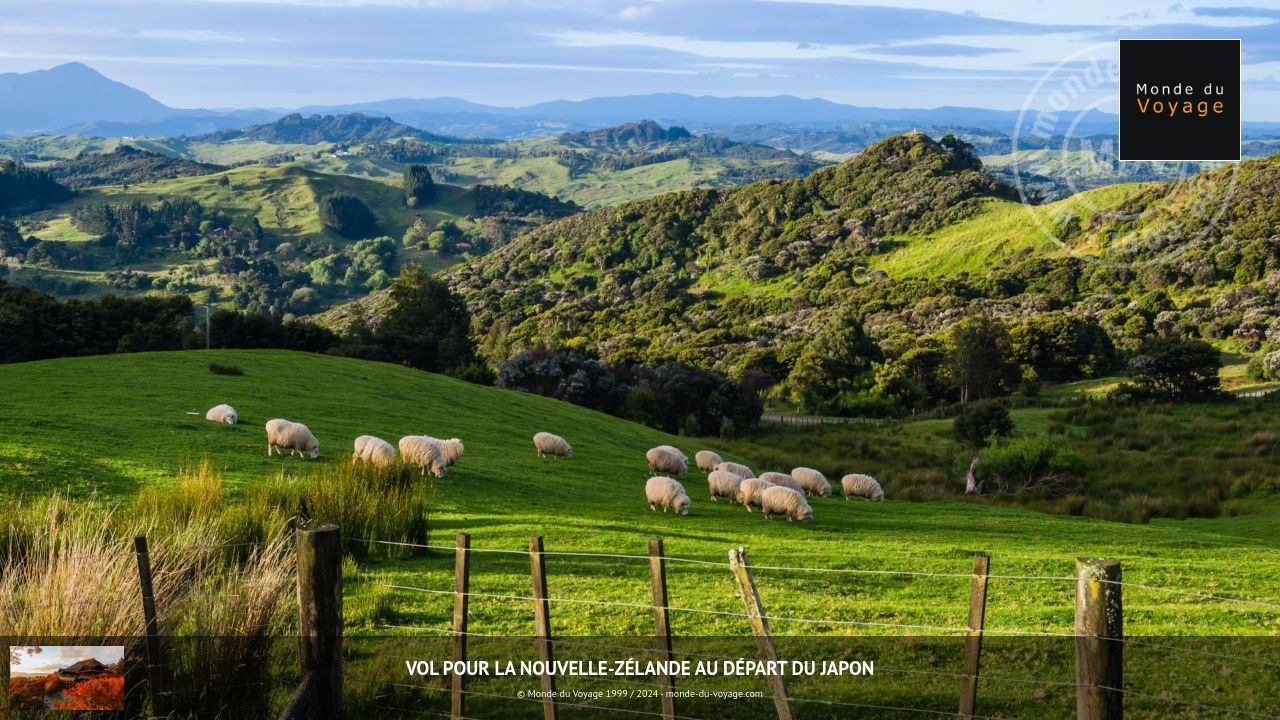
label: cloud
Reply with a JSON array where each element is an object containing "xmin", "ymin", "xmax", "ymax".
[
  {"xmin": 1192, "ymin": 6, "xmax": 1280, "ymax": 19},
  {"xmin": 618, "ymin": 5, "xmax": 653, "ymax": 21},
  {"xmin": 868, "ymin": 43, "xmax": 1015, "ymax": 57}
]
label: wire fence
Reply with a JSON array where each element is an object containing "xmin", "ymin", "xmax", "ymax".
[{"xmin": 345, "ymin": 533, "xmax": 1280, "ymax": 720}]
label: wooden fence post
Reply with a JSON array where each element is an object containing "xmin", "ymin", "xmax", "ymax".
[
  {"xmin": 452, "ymin": 533, "xmax": 471, "ymax": 720},
  {"xmin": 529, "ymin": 535, "xmax": 558, "ymax": 720},
  {"xmin": 728, "ymin": 547, "xmax": 795, "ymax": 720},
  {"xmin": 1075, "ymin": 558, "xmax": 1122, "ymax": 720},
  {"xmin": 296, "ymin": 523, "xmax": 343, "ymax": 720},
  {"xmin": 134, "ymin": 535, "xmax": 169, "ymax": 717},
  {"xmin": 648, "ymin": 538, "xmax": 677, "ymax": 720},
  {"xmin": 958, "ymin": 552, "xmax": 990, "ymax": 719}
]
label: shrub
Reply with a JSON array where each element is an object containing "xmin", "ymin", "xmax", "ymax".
[{"xmin": 971, "ymin": 435, "xmax": 1087, "ymax": 496}]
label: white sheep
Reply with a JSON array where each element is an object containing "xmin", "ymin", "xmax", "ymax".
[
  {"xmin": 646, "ymin": 446, "xmax": 688, "ymax": 478},
  {"xmin": 205, "ymin": 404, "xmax": 238, "ymax": 425},
  {"xmin": 737, "ymin": 477, "xmax": 776, "ymax": 512},
  {"xmin": 760, "ymin": 486, "xmax": 813, "ymax": 522},
  {"xmin": 695, "ymin": 450, "xmax": 723, "ymax": 473},
  {"xmin": 399, "ymin": 435, "xmax": 449, "ymax": 477},
  {"xmin": 841, "ymin": 474, "xmax": 884, "ymax": 502},
  {"xmin": 707, "ymin": 470, "xmax": 743, "ymax": 503},
  {"xmin": 716, "ymin": 461, "xmax": 755, "ymax": 479},
  {"xmin": 759, "ymin": 471, "xmax": 804, "ymax": 493},
  {"xmin": 656, "ymin": 445, "xmax": 689, "ymax": 463},
  {"xmin": 645, "ymin": 476, "xmax": 691, "ymax": 515},
  {"xmin": 439, "ymin": 438, "xmax": 465, "ymax": 466},
  {"xmin": 791, "ymin": 467, "xmax": 832, "ymax": 497},
  {"xmin": 353, "ymin": 435, "xmax": 396, "ymax": 467},
  {"xmin": 265, "ymin": 419, "xmax": 319, "ymax": 459},
  {"xmin": 533, "ymin": 432, "xmax": 573, "ymax": 459}
]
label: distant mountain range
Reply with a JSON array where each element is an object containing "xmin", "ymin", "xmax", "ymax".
[
  {"xmin": 193, "ymin": 113, "xmax": 479, "ymax": 145},
  {"xmin": 4, "ymin": 62, "xmax": 1280, "ymax": 144}
]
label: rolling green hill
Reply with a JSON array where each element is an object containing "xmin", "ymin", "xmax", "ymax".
[
  {"xmin": 1, "ymin": 348, "xmax": 1278, "ymax": 645},
  {"xmin": 441, "ymin": 133, "xmax": 1280, "ymax": 417}
]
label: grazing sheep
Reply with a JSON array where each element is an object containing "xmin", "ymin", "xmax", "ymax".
[
  {"xmin": 760, "ymin": 486, "xmax": 813, "ymax": 522},
  {"xmin": 439, "ymin": 438, "xmax": 465, "ymax": 466},
  {"xmin": 759, "ymin": 471, "xmax": 804, "ymax": 493},
  {"xmin": 791, "ymin": 467, "xmax": 832, "ymax": 497},
  {"xmin": 206, "ymin": 404, "xmax": 238, "ymax": 425},
  {"xmin": 707, "ymin": 470, "xmax": 743, "ymax": 503},
  {"xmin": 353, "ymin": 435, "xmax": 396, "ymax": 467},
  {"xmin": 265, "ymin": 419, "xmax": 319, "ymax": 459},
  {"xmin": 646, "ymin": 446, "xmax": 688, "ymax": 478},
  {"xmin": 533, "ymin": 432, "xmax": 573, "ymax": 459},
  {"xmin": 716, "ymin": 461, "xmax": 756, "ymax": 479},
  {"xmin": 841, "ymin": 474, "xmax": 884, "ymax": 502},
  {"xmin": 737, "ymin": 477, "xmax": 776, "ymax": 512},
  {"xmin": 399, "ymin": 435, "xmax": 449, "ymax": 477},
  {"xmin": 645, "ymin": 476, "xmax": 691, "ymax": 515},
  {"xmin": 656, "ymin": 445, "xmax": 689, "ymax": 463},
  {"xmin": 695, "ymin": 450, "xmax": 723, "ymax": 473}
]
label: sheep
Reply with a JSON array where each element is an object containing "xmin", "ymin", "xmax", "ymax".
[
  {"xmin": 791, "ymin": 467, "xmax": 832, "ymax": 497},
  {"xmin": 841, "ymin": 473, "xmax": 884, "ymax": 502},
  {"xmin": 265, "ymin": 419, "xmax": 319, "ymax": 459},
  {"xmin": 759, "ymin": 471, "xmax": 804, "ymax": 493},
  {"xmin": 695, "ymin": 450, "xmax": 723, "ymax": 473},
  {"xmin": 656, "ymin": 445, "xmax": 689, "ymax": 464},
  {"xmin": 353, "ymin": 435, "xmax": 396, "ymax": 467},
  {"xmin": 533, "ymin": 432, "xmax": 573, "ymax": 459},
  {"xmin": 707, "ymin": 470, "xmax": 743, "ymax": 503},
  {"xmin": 645, "ymin": 476, "xmax": 691, "ymax": 515},
  {"xmin": 646, "ymin": 446, "xmax": 688, "ymax": 478},
  {"xmin": 399, "ymin": 435, "xmax": 449, "ymax": 477},
  {"xmin": 737, "ymin": 477, "xmax": 776, "ymax": 512},
  {"xmin": 716, "ymin": 461, "xmax": 756, "ymax": 479},
  {"xmin": 205, "ymin": 404, "xmax": 238, "ymax": 425},
  {"xmin": 760, "ymin": 486, "xmax": 813, "ymax": 522},
  {"xmin": 439, "ymin": 438, "xmax": 465, "ymax": 466}
]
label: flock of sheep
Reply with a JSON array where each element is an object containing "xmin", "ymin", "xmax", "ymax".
[
  {"xmin": 203, "ymin": 407, "xmax": 882, "ymax": 524},
  {"xmin": 640, "ymin": 446, "xmax": 883, "ymax": 523}
]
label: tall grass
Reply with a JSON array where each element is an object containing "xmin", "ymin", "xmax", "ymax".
[{"xmin": 246, "ymin": 460, "xmax": 432, "ymax": 558}]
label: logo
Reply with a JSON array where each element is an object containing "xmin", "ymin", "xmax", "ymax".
[{"xmin": 1120, "ymin": 39, "xmax": 1241, "ymax": 161}]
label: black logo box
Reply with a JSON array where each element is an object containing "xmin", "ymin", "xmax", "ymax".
[{"xmin": 1119, "ymin": 39, "xmax": 1241, "ymax": 162}]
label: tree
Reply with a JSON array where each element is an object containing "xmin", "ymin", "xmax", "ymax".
[
  {"xmin": 373, "ymin": 265, "xmax": 476, "ymax": 372},
  {"xmin": 944, "ymin": 314, "xmax": 1020, "ymax": 403},
  {"xmin": 403, "ymin": 164, "xmax": 434, "ymax": 207},
  {"xmin": 787, "ymin": 307, "xmax": 881, "ymax": 412},
  {"xmin": 953, "ymin": 399, "xmax": 1014, "ymax": 493},
  {"xmin": 1127, "ymin": 336, "xmax": 1221, "ymax": 401},
  {"xmin": 318, "ymin": 192, "xmax": 377, "ymax": 239}
]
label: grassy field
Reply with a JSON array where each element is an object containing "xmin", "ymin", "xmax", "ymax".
[
  {"xmin": 868, "ymin": 183, "xmax": 1151, "ymax": 279},
  {"xmin": 3, "ymin": 349, "xmax": 1277, "ymax": 718},
  {"xmin": 1, "ymin": 349, "xmax": 1278, "ymax": 642}
]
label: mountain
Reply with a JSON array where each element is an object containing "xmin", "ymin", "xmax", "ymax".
[
  {"xmin": 0, "ymin": 63, "xmax": 173, "ymax": 134},
  {"xmin": 195, "ymin": 113, "xmax": 472, "ymax": 145},
  {"xmin": 444, "ymin": 132, "xmax": 1280, "ymax": 407},
  {"xmin": 303, "ymin": 93, "xmax": 1123, "ymax": 140},
  {"xmin": 446, "ymin": 132, "xmax": 1013, "ymax": 365}
]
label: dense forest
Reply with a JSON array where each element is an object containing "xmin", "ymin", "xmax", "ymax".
[
  {"xmin": 0, "ymin": 160, "xmax": 72, "ymax": 214},
  {"xmin": 49, "ymin": 146, "xmax": 225, "ymax": 189}
]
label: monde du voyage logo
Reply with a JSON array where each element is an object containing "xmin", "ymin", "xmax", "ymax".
[{"xmin": 1120, "ymin": 39, "xmax": 1241, "ymax": 161}]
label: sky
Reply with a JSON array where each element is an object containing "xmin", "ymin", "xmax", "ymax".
[
  {"xmin": 0, "ymin": 0, "xmax": 1278, "ymax": 117},
  {"xmin": 9, "ymin": 646, "xmax": 124, "ymax": 675}
]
